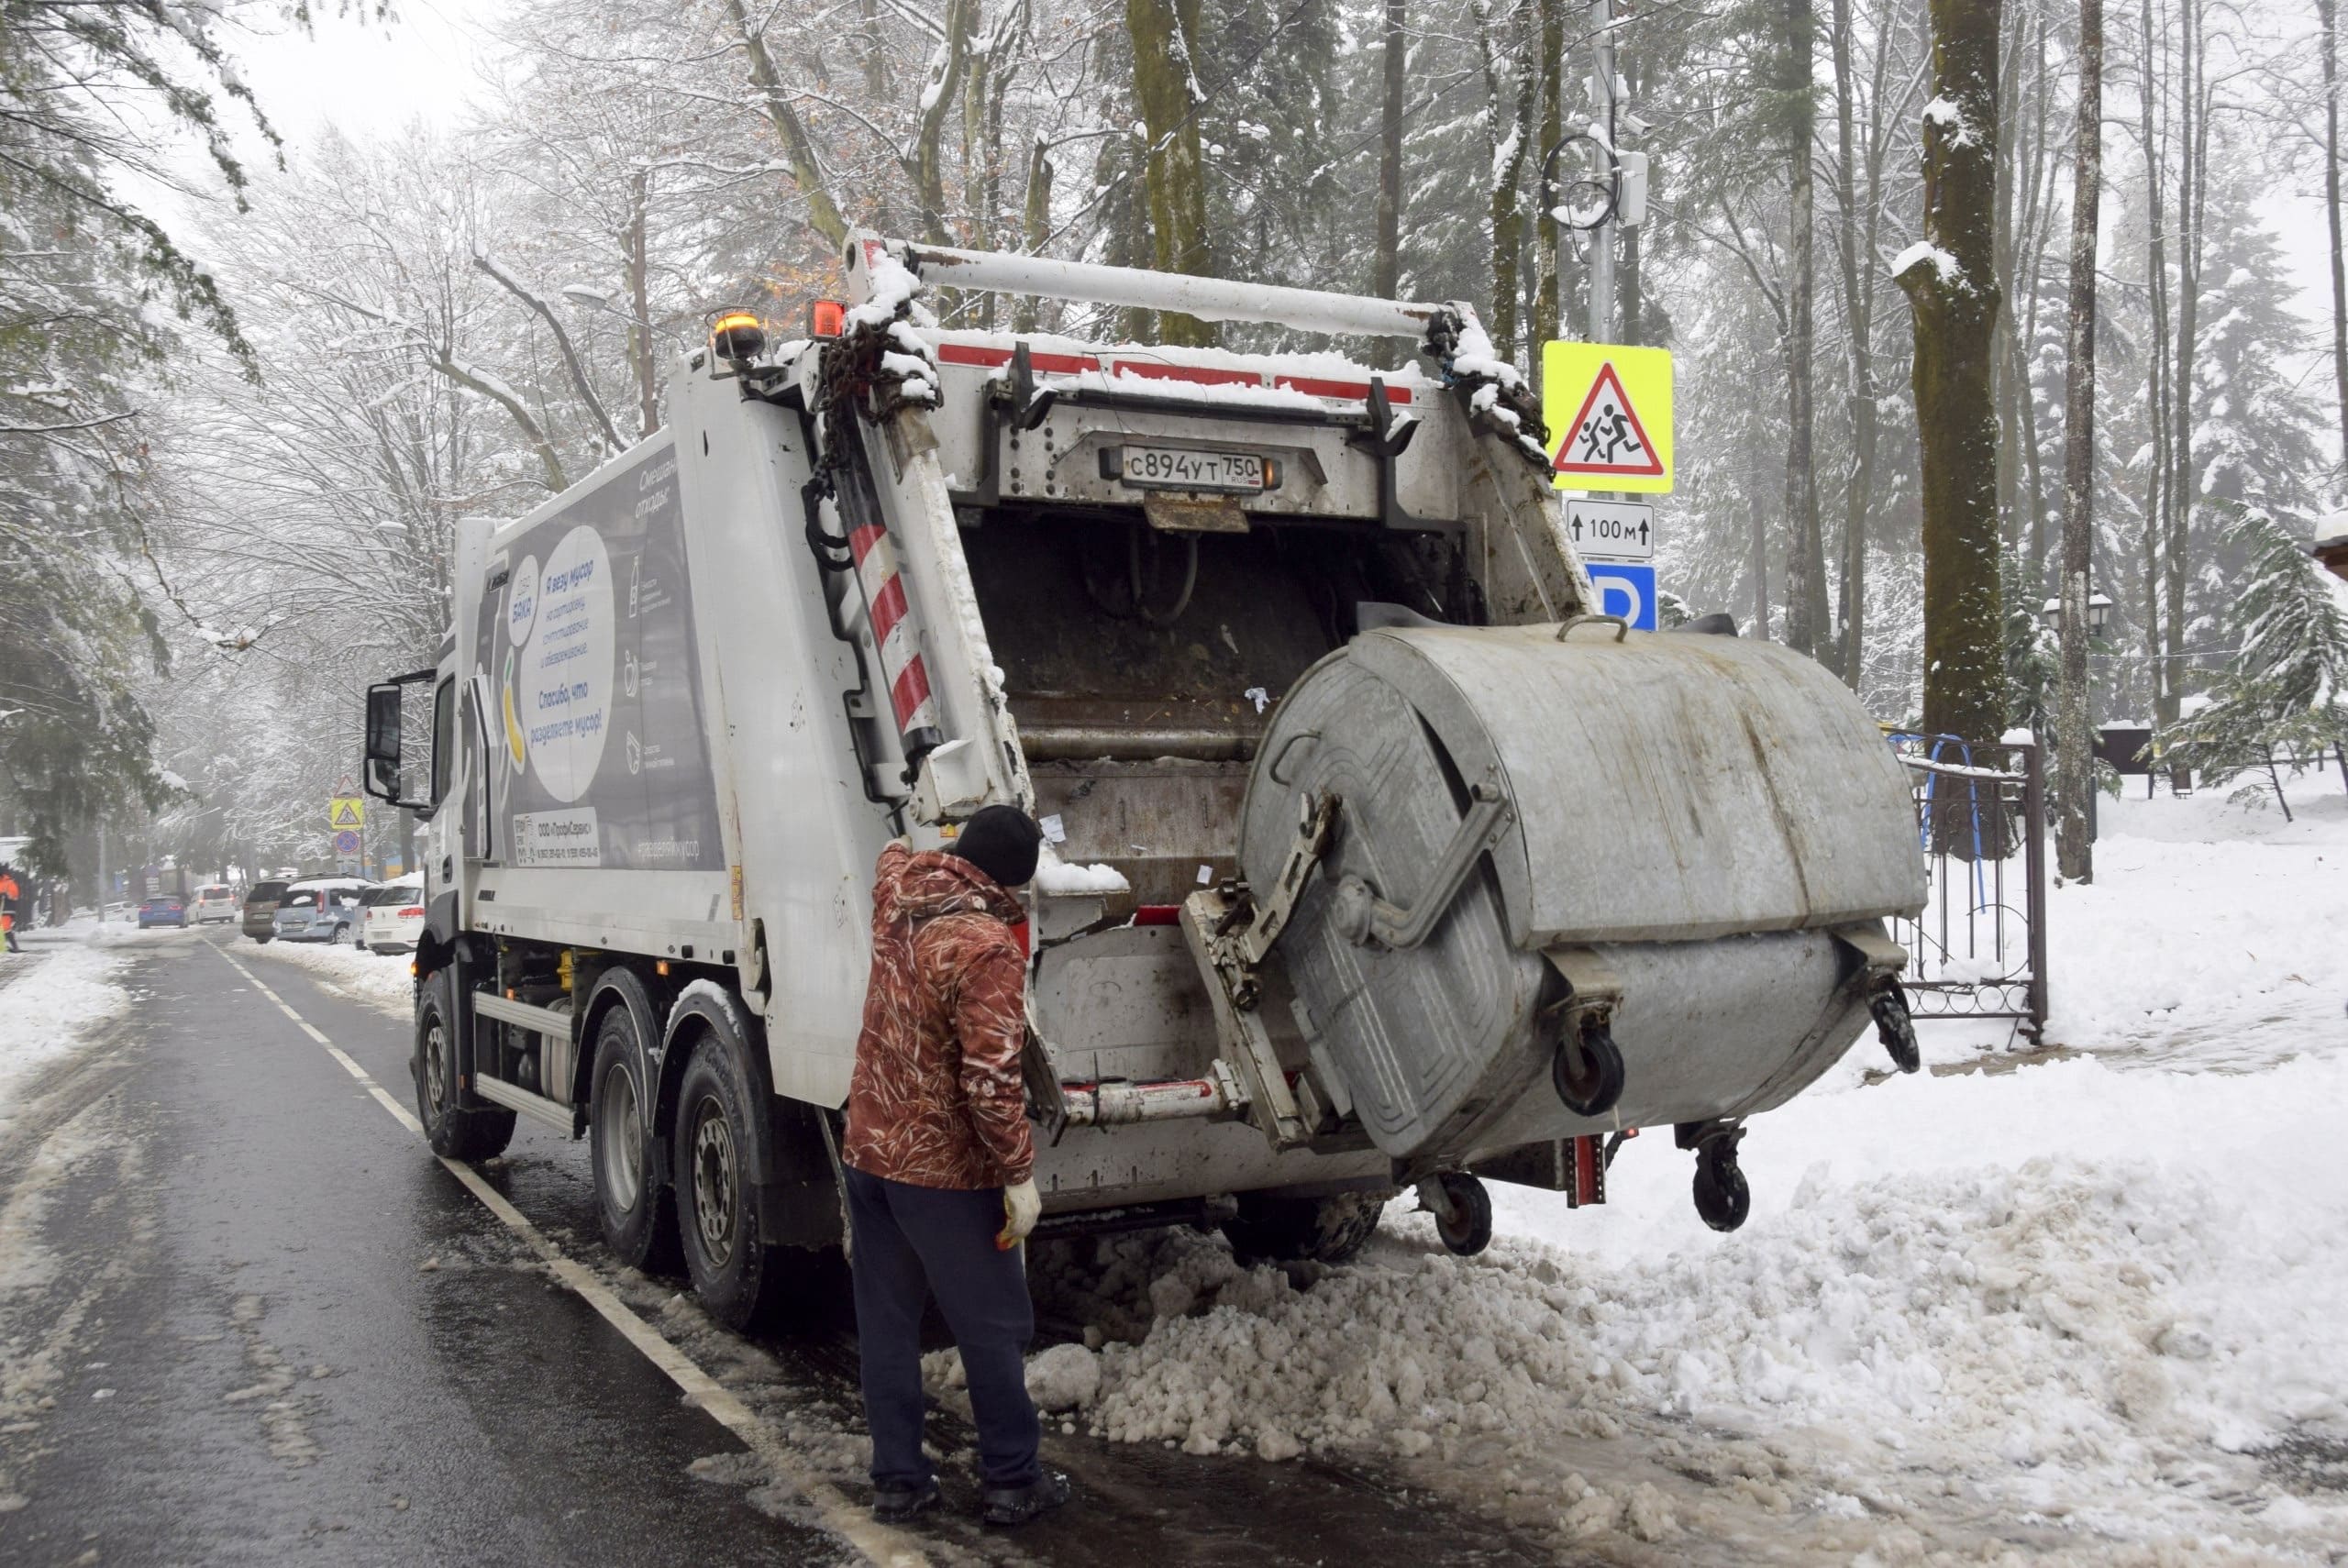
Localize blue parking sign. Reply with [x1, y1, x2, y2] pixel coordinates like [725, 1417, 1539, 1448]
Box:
[1583, 562, 1658, 630]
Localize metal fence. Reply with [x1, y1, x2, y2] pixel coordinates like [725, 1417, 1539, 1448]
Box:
[1886, 734, 2049, 1041]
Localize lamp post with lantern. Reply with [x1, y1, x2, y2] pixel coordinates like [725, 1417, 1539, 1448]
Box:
[2041, 588, 2114, 863]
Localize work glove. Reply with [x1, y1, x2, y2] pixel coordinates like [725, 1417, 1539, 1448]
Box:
[997, 1178, 1041, 1251]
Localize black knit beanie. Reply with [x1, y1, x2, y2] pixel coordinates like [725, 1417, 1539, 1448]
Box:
[949, 804, 1043, 889]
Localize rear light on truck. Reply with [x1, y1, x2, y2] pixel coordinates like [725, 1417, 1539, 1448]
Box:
[809, 299, 847, 338]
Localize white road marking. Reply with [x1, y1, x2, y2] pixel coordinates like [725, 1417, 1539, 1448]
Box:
[213, 943, 933, 1568]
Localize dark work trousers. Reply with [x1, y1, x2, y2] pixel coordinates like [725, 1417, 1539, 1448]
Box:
[845, 1166, 1041, 1492]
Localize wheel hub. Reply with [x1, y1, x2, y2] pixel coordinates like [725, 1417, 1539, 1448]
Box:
[598, 1068, 642, 1209]
[690, 1099, 737, 1264]
[423, 1020, 449, 1110]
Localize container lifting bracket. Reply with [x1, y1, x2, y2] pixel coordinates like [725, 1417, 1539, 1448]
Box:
[1232, 791, 1339, 969]
[1182, 882, 1317, 1152]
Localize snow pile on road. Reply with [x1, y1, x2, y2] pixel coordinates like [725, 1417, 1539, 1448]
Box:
[0, 942, 129, 1124]
[1011, 793, 2348, 1561]
[246, 938, 415, 1016]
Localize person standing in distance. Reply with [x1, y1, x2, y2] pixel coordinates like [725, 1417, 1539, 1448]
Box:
[841, 803, 1069, 1528]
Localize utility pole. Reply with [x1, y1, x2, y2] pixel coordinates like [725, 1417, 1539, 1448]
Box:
[2055, 0, 2102, 883]
[1586, 0, 1617, 345]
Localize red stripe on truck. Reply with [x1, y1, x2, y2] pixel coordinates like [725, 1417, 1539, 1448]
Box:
[848, 525, 888, 564]
[869, 575, 908, 645]
[1274, 375, 1414, 403]
[889, 657, 933, 728]
[934, 343, 1102, 375]
[931, 341, 1411, 402]
[1110, 361, 1261, 388]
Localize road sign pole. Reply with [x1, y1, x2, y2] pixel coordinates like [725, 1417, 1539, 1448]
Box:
[1588, 0, 1617, 348]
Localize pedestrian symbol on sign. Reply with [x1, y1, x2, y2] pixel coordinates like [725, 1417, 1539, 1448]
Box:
[1556, 363, 1663, 481]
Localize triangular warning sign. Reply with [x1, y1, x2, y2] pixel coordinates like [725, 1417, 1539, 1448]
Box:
[1553, 361, 1665, 480]
[330, 799, 364, 828]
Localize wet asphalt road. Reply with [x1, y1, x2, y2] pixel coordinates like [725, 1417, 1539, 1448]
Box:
[0, 932, 1566, 1568]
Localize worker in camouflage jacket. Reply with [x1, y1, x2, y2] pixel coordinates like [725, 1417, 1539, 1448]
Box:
[842, 803, 1069, 1528]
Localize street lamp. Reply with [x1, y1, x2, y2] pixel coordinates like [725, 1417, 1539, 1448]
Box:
[559, 284, 650, 329]
[2040, 591, 2113, 635]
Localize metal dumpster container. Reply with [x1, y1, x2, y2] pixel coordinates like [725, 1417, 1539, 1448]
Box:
[1240, 620, 1928, 1165]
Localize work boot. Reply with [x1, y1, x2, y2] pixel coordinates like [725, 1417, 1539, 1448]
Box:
[980, 1471, 1069, 1527]
[870, 1478, 940, 1524]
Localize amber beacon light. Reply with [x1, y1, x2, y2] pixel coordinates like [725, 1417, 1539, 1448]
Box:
[709, 309, 766, 361]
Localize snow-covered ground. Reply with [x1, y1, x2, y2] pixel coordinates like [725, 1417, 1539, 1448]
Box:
[0, 927, 138, 1136]
[239, 934, 415, 1017]
[987, 790, 2348, 1563]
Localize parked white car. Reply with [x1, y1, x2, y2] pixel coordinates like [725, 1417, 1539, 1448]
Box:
[360, 879, 426, 954]
[191, 884, 239, 923]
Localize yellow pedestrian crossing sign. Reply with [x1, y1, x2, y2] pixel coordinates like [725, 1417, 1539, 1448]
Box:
[329, 796, 365, 830]
[1543, 341, 1674, 495]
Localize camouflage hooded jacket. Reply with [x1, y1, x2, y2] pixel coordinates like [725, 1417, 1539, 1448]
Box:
[841, 843, 1036, 1190]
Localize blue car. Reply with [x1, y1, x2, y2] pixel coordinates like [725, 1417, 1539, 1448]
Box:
[138, 896, 188, 929]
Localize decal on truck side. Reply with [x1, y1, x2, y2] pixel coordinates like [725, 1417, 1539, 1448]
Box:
[476, 442, 724, 871]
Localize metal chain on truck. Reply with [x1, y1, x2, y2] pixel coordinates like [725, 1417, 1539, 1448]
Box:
[1423, 306, 1554, 472]
[807, 300, 943, 488]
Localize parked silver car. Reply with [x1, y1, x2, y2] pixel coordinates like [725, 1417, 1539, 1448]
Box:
[271, 879, 375, 944]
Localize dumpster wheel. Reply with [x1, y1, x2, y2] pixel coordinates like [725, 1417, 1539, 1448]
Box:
[1552, 1021, 1625, 1117]
[1418, 1172, 1492, 1257]
[1691, 1139, 1751, 1233]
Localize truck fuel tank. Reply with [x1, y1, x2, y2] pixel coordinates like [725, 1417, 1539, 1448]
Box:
[1235, 619, 1928, 1164]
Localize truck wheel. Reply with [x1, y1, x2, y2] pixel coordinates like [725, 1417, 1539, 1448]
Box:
[591, 994, 681, 1274]
[670, 1005, 785, 1330]
[414, 969, 515, 1161]
[1221, 1189, 1390, 1266]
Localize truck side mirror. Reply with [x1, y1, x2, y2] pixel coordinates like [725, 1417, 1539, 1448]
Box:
[366, 686, 403, 770]
[364, 668, 441, 812]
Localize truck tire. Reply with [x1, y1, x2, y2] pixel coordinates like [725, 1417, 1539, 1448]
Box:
[590, 984, 681, 1273]
[670, 999, 786, 1330]
[414, 969, 515, 1162]
[1221, 1189, 1389, 1266]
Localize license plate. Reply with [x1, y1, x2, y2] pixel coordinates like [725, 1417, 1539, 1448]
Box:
[1120, 446, 1266, 492]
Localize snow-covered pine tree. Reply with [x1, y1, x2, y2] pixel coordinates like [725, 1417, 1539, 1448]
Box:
[2001, 548, 2056, 740]
[2159, 504, 2348, 820]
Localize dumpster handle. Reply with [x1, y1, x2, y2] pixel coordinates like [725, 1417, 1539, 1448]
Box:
[1556, 613, 1630, 643]
[1267, 730, 1322, 785]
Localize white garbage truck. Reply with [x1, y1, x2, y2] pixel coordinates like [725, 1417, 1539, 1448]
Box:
[361, 234, 1927, 1328]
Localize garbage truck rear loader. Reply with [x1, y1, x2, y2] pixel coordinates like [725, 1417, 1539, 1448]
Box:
[362, 234, 1927, 1325]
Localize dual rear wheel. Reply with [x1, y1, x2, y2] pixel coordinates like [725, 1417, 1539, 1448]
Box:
[591, 983, 789, 1331]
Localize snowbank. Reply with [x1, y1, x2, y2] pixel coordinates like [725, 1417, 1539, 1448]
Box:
[991, 795, 2348, 1560]
[244, 937, 415, 1017]
[0, 941, 130, 1131]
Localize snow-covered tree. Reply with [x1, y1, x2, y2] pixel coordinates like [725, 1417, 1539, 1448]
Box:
[2160, 504, 2348, 819]
[0, 0, 291, 873]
